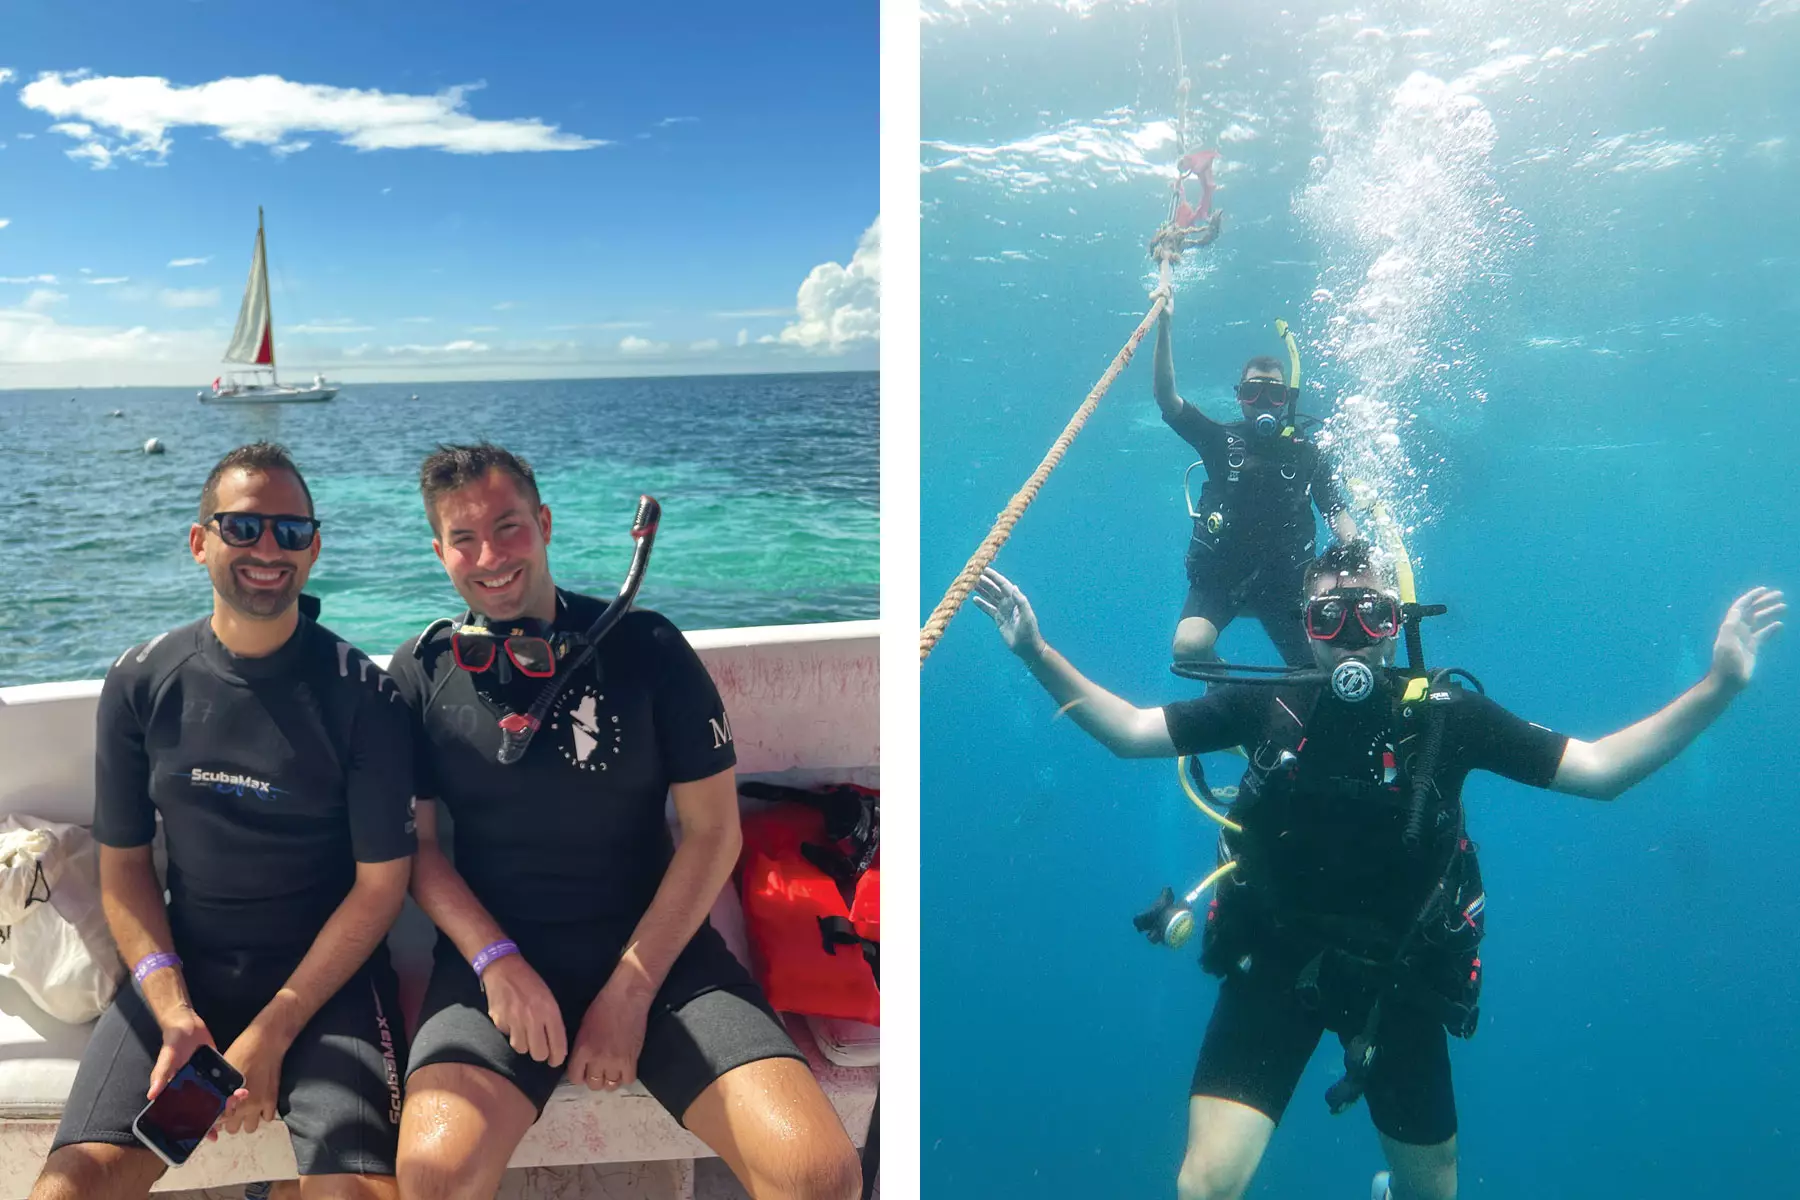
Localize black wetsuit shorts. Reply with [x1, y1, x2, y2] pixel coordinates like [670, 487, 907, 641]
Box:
[52, 950, 407, 1176]
[406, 921, 803, 1122]
[1190, 959, 1456, 1146]
[1180, 547, 1313, 667]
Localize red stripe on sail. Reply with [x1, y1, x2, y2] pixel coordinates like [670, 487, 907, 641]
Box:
[255, 323, 274, 366]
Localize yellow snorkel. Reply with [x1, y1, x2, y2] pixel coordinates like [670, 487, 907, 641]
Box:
[1275, 319, 1302, 437]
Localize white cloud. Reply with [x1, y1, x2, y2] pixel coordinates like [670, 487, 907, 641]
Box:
[550, 320, 650, 331]
[0, 306, 214, 378]
[168, 256, 211, 267]
[0, 274, 55, 284]
[714, 307, 792, 319]
[656, 116, 698, 127]
[778, 217, 880, 352]
[385, 340, 489, 355]
[160, 287, 219, 308]
[24, 289, 66, 312]
[619, 335, 669, 354]
[736, 328, 749, 347]
[290, 322, 373, 334]
[399, 316, 433, 324]
[86, 276, 129, 285]
[68, 141, 113, 169]
[0, 219, 9, 229]
[0, 70, 12, 87]
[689, 338, 720, 352]
[20, 72, 605, 168]
[492, 300, 517, 311]
[465, 324, 500, 333]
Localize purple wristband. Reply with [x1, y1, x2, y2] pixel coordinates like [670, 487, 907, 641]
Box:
[132, 951, 183, 985]
[471, 939, 520, 979]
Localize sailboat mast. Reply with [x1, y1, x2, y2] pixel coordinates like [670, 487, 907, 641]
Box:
[259, 206, 277, 382]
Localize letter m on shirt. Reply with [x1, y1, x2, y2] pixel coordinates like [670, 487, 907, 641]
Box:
[708, 714, 733, 750]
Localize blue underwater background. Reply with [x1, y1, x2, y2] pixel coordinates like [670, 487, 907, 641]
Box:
[922, 1, 1799, 1196]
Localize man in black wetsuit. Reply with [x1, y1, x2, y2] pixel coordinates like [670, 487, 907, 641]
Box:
[384, 444, 861, 1200]
[31, 443, 416, 1200]
[972, 546, 1783, 1200]
[1151, 293, 1358, 667]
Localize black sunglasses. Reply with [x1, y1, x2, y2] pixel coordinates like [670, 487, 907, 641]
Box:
[206, 511, 321, 551]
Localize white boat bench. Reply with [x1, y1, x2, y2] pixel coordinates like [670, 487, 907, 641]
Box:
[0, 624, 880, 1199]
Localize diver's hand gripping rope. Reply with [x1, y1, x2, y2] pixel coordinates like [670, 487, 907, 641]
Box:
[918, 294, 1169, 666]
[495, 495, 661, 766]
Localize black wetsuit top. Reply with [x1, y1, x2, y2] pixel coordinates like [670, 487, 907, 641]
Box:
[93, 616, 417, 958]
[387, 591, 737, 937]
[1164, 683, 1568, 931]
[1165, 401, 1347, 563]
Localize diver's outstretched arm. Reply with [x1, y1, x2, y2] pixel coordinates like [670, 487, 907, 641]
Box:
[1152, 305, 1186, 423]
[972, 567, 1177, 758]
[1551, 587, 1784, 800]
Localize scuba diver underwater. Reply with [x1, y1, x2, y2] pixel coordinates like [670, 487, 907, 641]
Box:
[970, 546, 1784, 1200]
[1149, 291, 1360, 670]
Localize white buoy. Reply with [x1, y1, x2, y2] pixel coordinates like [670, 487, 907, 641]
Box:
[409, 393, 419, 401]
[144, 438, 165, 455]
[108, 409, 125, 418]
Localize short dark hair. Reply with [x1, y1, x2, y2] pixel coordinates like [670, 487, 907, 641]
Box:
[418, 442, 542, 534]
[1240, 355, 1287, 384]
[198, 442, 313, 522]
[1302, 538, 1390, 595]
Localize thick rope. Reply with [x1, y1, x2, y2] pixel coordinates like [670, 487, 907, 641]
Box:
[918, 287, 1170, 666]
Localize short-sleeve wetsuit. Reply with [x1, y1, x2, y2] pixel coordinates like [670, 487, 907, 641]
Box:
[1161, 682, 1568, 1145]
[387, 590, 802, 1120]
[53, 615, 417, 1177]
[1165, 402, 1347, 664]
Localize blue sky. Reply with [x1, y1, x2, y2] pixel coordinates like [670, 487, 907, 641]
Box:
[0, 0, 879, 385]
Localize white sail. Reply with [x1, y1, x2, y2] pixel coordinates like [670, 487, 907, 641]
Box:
[222, 212, 273, 367]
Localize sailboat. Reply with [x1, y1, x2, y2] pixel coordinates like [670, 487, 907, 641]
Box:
[199, 207, 337, 404]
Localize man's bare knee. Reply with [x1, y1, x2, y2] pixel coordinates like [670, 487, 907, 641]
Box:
[1177, 1148, 1253, 1200]
[1173, 618, 1219, 661]
[1178, 1096, 1271, 1200]
[30, 1142, 165, 1200]
[396, 1063, 533, 1200]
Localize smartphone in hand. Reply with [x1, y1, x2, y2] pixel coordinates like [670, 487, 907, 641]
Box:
[130, 1044, 245, 1167]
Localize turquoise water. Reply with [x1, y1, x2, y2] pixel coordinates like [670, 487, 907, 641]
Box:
[924, 1, 1798, 1196]
[2, 372, 878, 687]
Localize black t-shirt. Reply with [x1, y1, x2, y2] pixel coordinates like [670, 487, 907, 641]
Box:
[387, 592, 737, 936]
[94, 617, 417, 957]
[1164, 401, 1346, 554]
[1164, 682, 1569, 926]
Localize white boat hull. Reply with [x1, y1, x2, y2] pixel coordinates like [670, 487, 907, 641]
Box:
[200, 385, 337, 404]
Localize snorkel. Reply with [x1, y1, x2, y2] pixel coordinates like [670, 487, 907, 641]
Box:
[494, 494, 662, 765]
[1275, 319, 1302, 435]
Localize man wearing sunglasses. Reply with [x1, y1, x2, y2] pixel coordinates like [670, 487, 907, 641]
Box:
[1151, 298, 1358, 668]
[971, 544, 1783, 1200]
[383, 443, 862, 1200]
[33, 443, 417, 1200]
